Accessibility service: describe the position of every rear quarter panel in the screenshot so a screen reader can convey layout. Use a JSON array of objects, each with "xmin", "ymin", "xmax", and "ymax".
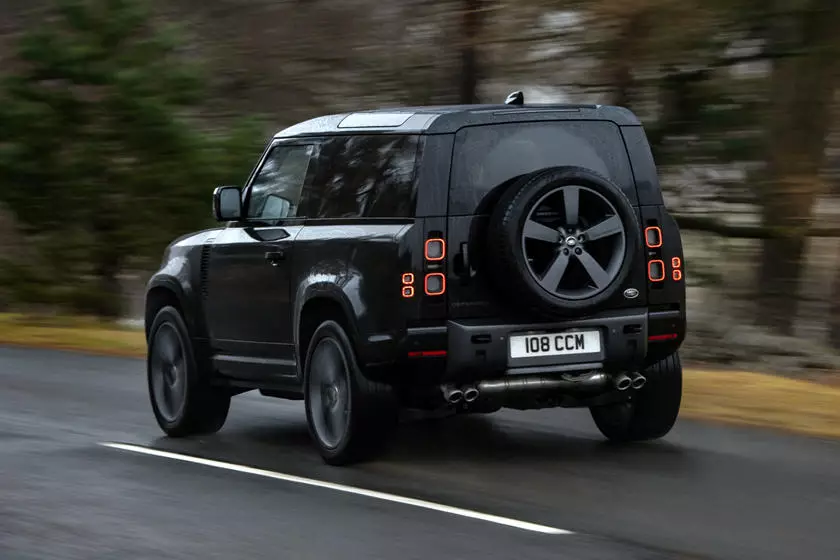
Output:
[{"xmin": 292, "ymin": 220, "xmax": 415, "ymax": 367}]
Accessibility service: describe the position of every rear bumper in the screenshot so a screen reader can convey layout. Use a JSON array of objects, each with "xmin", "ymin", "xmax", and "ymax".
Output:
[{"xmin": 402, "ymin": 307, "xmax": 684, "ymax": 382}]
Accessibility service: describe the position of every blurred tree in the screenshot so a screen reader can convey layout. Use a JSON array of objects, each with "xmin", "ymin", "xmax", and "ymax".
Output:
[
  {"xmin": 757, "ymin": 0, "xmax": 840, "ymax": 335},
  {"xmin": 0, "ymin": 0, "xmax": 262, "ymax": 317}
]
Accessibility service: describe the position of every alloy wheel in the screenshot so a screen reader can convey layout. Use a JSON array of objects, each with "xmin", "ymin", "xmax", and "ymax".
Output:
[{"xmin": 520, "ymin": 184, "xmax": 627, "ymax": 299}]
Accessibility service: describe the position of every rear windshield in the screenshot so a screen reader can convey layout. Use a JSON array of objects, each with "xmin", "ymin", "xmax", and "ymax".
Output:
[{"xmin": 449, "ymin": 121, "xmax": 636, "ymax": 215}]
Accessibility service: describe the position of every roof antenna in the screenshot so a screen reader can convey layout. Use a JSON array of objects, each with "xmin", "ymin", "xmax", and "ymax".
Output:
[{"xmin": 504, "ymin": 91, "xmax": 524, "ymax": 105}]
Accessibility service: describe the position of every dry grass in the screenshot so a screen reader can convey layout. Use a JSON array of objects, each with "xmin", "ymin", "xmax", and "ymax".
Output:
[
  {"xmin": 1, "ymin": 313, "xmax": 839, "ymax": 439},
  {"xmin": 0, "ymin": 313, "xmax": 146, "ymax": 357},
  {"xmin": 682, "ymin": 369, "xmax": 840, "ymax": 439}
]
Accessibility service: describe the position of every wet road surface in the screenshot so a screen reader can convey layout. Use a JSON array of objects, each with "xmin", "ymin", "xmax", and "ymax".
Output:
[{"xmin": 2, "ymin": 346, "xmax": 839, "ymax": 560}]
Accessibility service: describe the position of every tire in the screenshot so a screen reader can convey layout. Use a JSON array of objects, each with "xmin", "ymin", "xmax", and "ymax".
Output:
[
  {"xmin": 147, "ymin": 306, "xmax": 230, "ymax": 437},
  {"xmin": 486, "ymin": 166, "xmax": 639, "ymax": 317},
  {"xmin": 303, "ymin": 320, "xmax": 398, "ymax": 465},
  {"xmin": 590, "ymin": 353, "xmax": 682, "ymax": 442}
]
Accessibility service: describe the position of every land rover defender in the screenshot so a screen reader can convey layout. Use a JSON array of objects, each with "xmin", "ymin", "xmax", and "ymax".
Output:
[{"xmin": 144, "ymin": 93, "xmax": 686, "ymax": 465}]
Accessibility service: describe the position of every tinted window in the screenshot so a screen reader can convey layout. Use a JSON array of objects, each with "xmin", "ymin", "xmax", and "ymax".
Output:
[
  {"xmin": 449, "ymin": 121, "xmax": 636, "ymax": 215},
  {"xmin": 247, "ymin": 144, "xmax": 314, "ymax": 221},
  {"xmin": 304, "ymin": 135, "xmax": 419, "ymax": 219}
]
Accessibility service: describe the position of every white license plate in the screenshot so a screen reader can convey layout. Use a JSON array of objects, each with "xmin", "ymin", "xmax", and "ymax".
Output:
[{"xmin": 509, "ymin": 330, "xmax": 601, "ymax": 359}]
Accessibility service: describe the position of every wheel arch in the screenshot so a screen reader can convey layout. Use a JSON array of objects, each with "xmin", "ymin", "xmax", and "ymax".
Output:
[
  {"xmin": 144, "ymin": 277, "xmax": 191, "ymax": 341},
  {"xmin": 295, "ymin": 289, "xmax": 361, "ymax": 380}
]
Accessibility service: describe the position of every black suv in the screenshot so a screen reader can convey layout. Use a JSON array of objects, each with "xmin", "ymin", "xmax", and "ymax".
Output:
[{"xmin": 144, "ymin": 95, "xmax": 686, "ymax": 465}]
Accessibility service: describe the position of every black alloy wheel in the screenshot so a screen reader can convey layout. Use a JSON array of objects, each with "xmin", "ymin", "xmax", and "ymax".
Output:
[
  {"xmin": 149, "ymin": 321, "xmax": 188, "ymax": 424},
  {"xmin": 486, "ymin": 166, "xmax": 639, "ymax": 316},
  {"xmin": 147, "ymin": 306, "xmax": 230, "ymax": 437},
  {"xmin": 304, "ymin": 320, "xmax": 397, "ymax": 465},
  {"xmin": 306, "ymin": 336, "xmax": 351, "ymax": 450},
  {"xmin": 521, "ymin": 183, "xmax": 627, "ymax": 300}
]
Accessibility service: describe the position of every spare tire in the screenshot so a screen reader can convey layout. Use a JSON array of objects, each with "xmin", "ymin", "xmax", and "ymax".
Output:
[{"xmin": 486, "ymin": 166, "xmax": 639, "ymax": 317}]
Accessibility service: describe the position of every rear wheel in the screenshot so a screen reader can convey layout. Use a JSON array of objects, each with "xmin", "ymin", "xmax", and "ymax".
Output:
[
  {"xmin": 147, "ymin": 306, "xmax": 230, "ymax": 437},
  {"xmin": 304, "ymin": 320, "xmax": 397, "ymax": 465},
  {"xmin": 590, "ymin": 353, "xmax": 682, "ymax": 442}
]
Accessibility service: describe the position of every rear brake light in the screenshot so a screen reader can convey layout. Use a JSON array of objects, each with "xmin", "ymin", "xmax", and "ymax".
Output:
[
  {"xmin": 402, "ymin": 273, "xmax": 414, "ymax": 285},
  {"xmin": 424, "ymin": 238, "xmax": 445, "ymax": 261},
  {"xmin": 644, "ymin": 226, "xmax": 662, "ymax": 248},
  {"xmin": 648, "ymin": 260, "xmax": 665, "ymax": 282},
  {"xmin": 672, "ymin": 269, "xmax": 682, "ymax": 281},
  {"xmin": 424, "ymin": 272, "xmax": 446, "ymax": 296},
  {"xmin": 401, "ymin": 286, "xmax": 414, "ymax": 298}
]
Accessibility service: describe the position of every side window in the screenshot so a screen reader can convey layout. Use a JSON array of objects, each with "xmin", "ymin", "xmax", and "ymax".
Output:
[
  {"xmin": 304, "ymin": 135, "xmax": 419, "ymax": 219},
  {"xmin": 246, "ymin": 144, "xmax": 314, "ymax": 221}
]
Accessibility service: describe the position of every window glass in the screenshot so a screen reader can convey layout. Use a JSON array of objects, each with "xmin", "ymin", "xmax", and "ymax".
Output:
[
  {"xmin": 246, "ymin": 144, "xmax": 314, "ymax": 221},
  {"xmin": 449, "ymin": 121, "xmax": 636, "ymax": 215},
  {"xmin": 304, "ymin": 135, "xmax": 419, "ymax": 219}
]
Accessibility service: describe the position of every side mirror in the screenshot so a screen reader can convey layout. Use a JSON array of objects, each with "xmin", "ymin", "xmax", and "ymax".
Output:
[{"xmin": 212, "ymin": 186, "xmax": 241, "ymax": 221}]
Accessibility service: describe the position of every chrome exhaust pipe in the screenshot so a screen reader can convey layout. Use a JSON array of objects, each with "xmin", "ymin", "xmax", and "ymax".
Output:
[
  {"xmin": 442, "ymin": 385, "xmax": 464, "ymax": 404},
  {"xmin": 628, "ymin": 371, "xmax": 647, "ymax": 390},
  {"xmin": 463, "ymin": 386, "xmax": 479, "ymax": 402},
  {"xmin": 613, "ymin": 373, "xmax": 632, "ymax": 391},
  {"xmin": 475, "ymin": 371, "xmax": 611, "ymax": 396}
]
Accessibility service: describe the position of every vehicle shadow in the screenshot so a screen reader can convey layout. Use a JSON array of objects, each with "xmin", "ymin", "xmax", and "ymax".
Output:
[
  {"xmin": 158, "ymin": 405, "xmax": 691, "ymax": 480},
  {"xmin": 385, "ymin": 412, "xmax": 689, "ymax": 467}
]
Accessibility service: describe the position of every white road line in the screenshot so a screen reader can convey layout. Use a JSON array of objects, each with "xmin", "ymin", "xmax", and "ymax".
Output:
[{"xmin": 101, "ymin": 442, "xmax": 572, "ymax": 535}]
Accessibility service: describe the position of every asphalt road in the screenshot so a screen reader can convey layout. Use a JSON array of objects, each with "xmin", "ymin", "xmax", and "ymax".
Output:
[{"xmin": 2, "ymin": 346, "xmax": 839, "ymax": 560}]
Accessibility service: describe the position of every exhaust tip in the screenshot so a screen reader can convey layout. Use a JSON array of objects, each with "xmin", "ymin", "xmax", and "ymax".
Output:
[
  {"xmin": 446, "ymin": 390, "xmax": 464, "ymax": 404},
  {"xmin": 463, "ymin": 387, "xmax": 479, "ymax": 402},
  {"xmin": 631, "ymin": 375, "xmax": 646, "ymax": 390},
  {"xmin": 614, "ymin": 374, "xmax": 631, "ymax": 391}
]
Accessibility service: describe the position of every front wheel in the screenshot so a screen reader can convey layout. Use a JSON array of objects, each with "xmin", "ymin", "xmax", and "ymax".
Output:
[
  {"xmin": 590, "ymin": 353, "xmax": 682, "ymax": 442},
  {"xmin": 303, "ymin": 320, "xmax": 397, "ymax": 465},
  {"xmin": 147, "ymin": 306, "xmax": 230, "ymax": 437}
]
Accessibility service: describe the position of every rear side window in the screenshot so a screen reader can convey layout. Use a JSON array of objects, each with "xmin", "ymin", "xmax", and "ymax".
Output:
[
  {"xmin": 449, "ymin": 121, "xmax": 637, "ymax": 215},
  {"xmin": 303, "ymin": 134, "xmax": 420, "ymax": 219}
]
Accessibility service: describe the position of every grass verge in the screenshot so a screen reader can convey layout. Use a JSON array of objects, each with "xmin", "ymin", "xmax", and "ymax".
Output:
[
  {"xmin": 0, "ymin": 313, "xmax": 146, "ymax": 358},
  {"xmin": 2, "ymin": 313, "xmax": 839, "ymax": 440}
]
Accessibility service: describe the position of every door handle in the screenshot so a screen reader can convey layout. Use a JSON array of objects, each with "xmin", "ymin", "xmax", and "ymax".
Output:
[{"xmin": 265, "ymin": 250, "xmax": 285, "ymax": 266}]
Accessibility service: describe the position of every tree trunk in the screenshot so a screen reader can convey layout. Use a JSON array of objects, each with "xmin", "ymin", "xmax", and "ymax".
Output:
[
  {"xmin": 89, "ymin": 213, "xmax": 124, "ymax": 319},
  {"xmin": 756, "ymin": 0, "xmax": 840, "ymax": 335},
  {"xmin": 829, "ymin": 240, "xmax": 840, "ymax": 348},
  {"xmin": 605, "ymin": 9, "xmax": 650, "ymax": 109},
  {"xmin": 458, "ymin": 0, "xmax": 481, "ymax": 104},
  {"xmin": 94, "ymin": 252, "xmax": 123, "ymax": 319}
]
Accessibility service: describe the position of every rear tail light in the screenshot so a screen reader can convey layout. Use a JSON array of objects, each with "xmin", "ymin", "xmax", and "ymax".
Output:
[
  {"xmin": 424, "ymin": 238, "xmax": 446, "ymax": 261},
  {"xmin": 401, "ymin": 272, "xmax": 415, "ymax": 297},
  {"xmin": 671, "ymin": 256, "xmax": 683, "ymax": 281},
  {"xmin": 644, "ymin": 226, "xmax": 662, "ymax": 248},
  {"xmin": 424, "ymin": 272, "xmax": 446, "ymax": 296},
  {"xmin": 648, "ymin": 260, "xmax": 665, "ymax": 282}
]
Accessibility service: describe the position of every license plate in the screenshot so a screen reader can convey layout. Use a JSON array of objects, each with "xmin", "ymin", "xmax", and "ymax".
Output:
[{"xmin": 509, "ymin": 330, "xmax": 601, "ymax": 359}]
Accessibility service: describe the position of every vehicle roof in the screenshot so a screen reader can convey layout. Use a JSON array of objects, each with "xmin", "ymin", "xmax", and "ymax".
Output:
[{"xmin": 273, "ymin": 103, "xmax": 641, "ymax": 138}]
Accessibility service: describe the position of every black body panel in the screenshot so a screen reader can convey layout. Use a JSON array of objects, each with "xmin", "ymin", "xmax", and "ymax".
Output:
[{"xmin": 144, "ymin": 102, "xmax": 686, "ymax": 405}]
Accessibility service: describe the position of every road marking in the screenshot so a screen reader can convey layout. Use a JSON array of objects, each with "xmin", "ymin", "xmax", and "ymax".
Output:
[{"xmin": 101, "ymin": 442, "xmax": 571, "ymax": 535}]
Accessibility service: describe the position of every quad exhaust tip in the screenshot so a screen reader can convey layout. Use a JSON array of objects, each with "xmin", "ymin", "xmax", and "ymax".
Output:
[
  {"xmin": 613, "ymin": 373, "xmax": 632, "ymax": 391},
  {"xmin": 629, "ymin": 371, "xmax": 647, "ymax": 390},
  {"xmin": 442, "ymin": 386, "xmax": 464, "ymax": 404},
  {"xmin": 463, "ymin": 387, "xmax": 479, "ymax": 403}
]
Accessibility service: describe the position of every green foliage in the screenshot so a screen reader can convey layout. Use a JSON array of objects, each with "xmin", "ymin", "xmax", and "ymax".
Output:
[{"xmin": 0, "ymin": 0, "xmax": 264, "ymax": 315}]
